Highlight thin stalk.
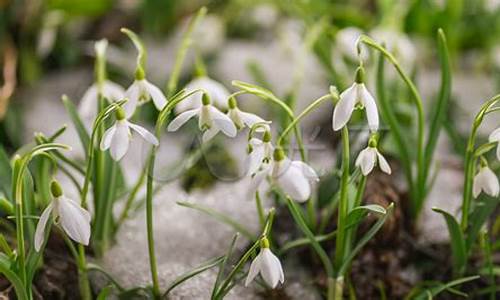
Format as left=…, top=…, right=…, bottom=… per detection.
left=334, top=127, right=350, bottom=270
left=145, top=152, right=160, bottom=298
left=344, top=176, right=367, bottom=255
left=100, top=159, right=118, bottom=252
left=255, top=191, right=265, bottom=228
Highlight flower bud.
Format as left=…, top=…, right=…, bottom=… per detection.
left=50, top=180, right=63, bottom=198
left=228, top=97, right=237, bottom=109
left=115, top=107, right=126, bottom=121
left=202, top=93, right=211, bottom=105
left=273, top=148, right=285, bottom=161
left=354, top=66, right=365, bottom=84
left=263, top=131, right=272, bottom=143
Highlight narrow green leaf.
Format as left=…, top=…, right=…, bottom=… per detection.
left=211, top=234, right=238, bottom=298
left=414, top=275, right=480, bottom=299
left=345, top=204, right=386, bottom=228
left=62, top=95, right=90, bottom=153
left=177, top=201, right=255, bottom=240
left=280, top=230, right=337, bottom=254
left=0, top=253, right=29, bottom=300
left=338, top=203, right=393, bottom=275
left=425, top=29, right=451, bottom=177
left=97, top=285, right=113, bottom=300
left=432, top=208, right=466, bottom=273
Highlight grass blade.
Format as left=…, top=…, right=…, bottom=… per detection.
left=432, top=208, right=466, bottom=274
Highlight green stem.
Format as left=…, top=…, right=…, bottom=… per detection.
left=255, top=192, right=265, bottom=229
left=77, top=245, right=92, bottom=300
left=334, top=127, right=350, bottom=271
left=344, top=176, right=367, bottom=255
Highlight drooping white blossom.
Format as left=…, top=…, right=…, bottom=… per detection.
left=175, top=76, right=230, bottom=113
left=488, top=127, right=500, bottom=161
left=248, top=149, right=318, bottom=202
left=355, top=146, right=391, bottom=176
left=122, top=79, right=167, bottom=118
left=35, top=181, right=91, bottom=251
left=332, top=68, right=379, bottom=131
left=101, top=108, right=159, bottom=161
left=167, top=94, right=237, bottom=143
left=227, top=97, right=270, bottom=131
left=472, top=166, right=499, bottom=198
left=79, top=80, right=125, bottom=119
left=246, top=133, right=274, bottom=176
left=245, top=239, right=284, bottom=288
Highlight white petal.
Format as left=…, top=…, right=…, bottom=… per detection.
left=291, top=161, right=319, bottom=181
left=102, top=80, right=125, bottom=101
left=57, top=197, right=91, bottom=246
left=482, top=167, right=500, bottom=197
left=34, top=204, right=53, bottom=252
left=260, top=249, right=282, bottom=288
left=274, top=160, right=311, bottom=202
left=497, top=144, right=500, bottom=161
left=247, top=167, right=269, bottom=200
left=247, top=146, right=265, bottom=176
left=355, top=148, right=376, bottom=176
left=332, top=84, right=357, bottom=131
left=202, top=127, right=220, bottom=143
left=360, top=85, right=379, bottom=131
left=472, top=173, right=482, bottom=198
left=376, top=151, right=392, bottom=174
left=245, top=252, right=262, bottom=287
left=123, top=82, right=140, bottom=118
left=209, top=106, right=237, bottom=137
left=110, top=121, right=130, bottom=161
left=78, top=84, right=98, bottom=119
left=239, top=111, right=269, bottom=130
left=489, top=127, right=500, bottom=142
left=127, top=122, right=159, bottom=146
left=167, top=109, right=199, bottom=132
left=100, top=124, right=116, bottom=151
left=143, top=80, right=167, bottom=111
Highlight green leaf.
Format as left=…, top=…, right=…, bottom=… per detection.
left=338, top=203, right=393, bottom=275
left=177, top=201, right=255, bottom=241
left=97, top=285, right=113, bottom=300
left=465, top=197, right=500, bottom=252
left=424, top=30, right=451, bottom=176
left=473, top=142, right=497, bottom=157
left=432, top=208, right=466, bottom=273
left=164, top=255, right=224, bottom=297
left=211, top=234, right=238, bottom=298
left=414, top=275, right=480, bottom=299
left=280, top=230, right=337, bottom=254
left=62, top=95, right=90, bottom=153
left=0, top=253, right=29, bottom=300
left=345, top=204, right=386, bottom=229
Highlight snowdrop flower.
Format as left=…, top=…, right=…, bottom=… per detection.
left=167, top=93, right=237, bottom=143
left=472, top=165, right=499, bottom=198
left=175, top=76, right=230, bottom=113
left=122, top=76, right=167, bottom=118
left=79, top=39, right=126, bottom=120
left=35, top=180, right=91, bottom=251
left=355, top=144, right=391, bottom=176
left=100, top=107, right=159, bottom=161
left=332, top=67, right=379, bottom=131
left=335, top=27, right=367, bottom=61
left=79, top=80, right=125, bottom=119
left=249, top=148, right=319, bottom=202
left=247, top=131, right=274, bottom=176
left=489, top=127, right=500, bottom=160
left=245, top=237, right=284, bottom=288
left=227, top=97, right=270, bottom=131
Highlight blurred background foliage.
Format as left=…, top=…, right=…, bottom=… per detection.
left=0, top=0, right=499, bottom=152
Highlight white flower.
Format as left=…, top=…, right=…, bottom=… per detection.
left=332, top=79, right=379, bottom=131
left=355, top=146, right=391, bottom=176
left=227, top=98, right=270, bottom=131
left=101, top=112, right=159, bottom=161
left=167, top=99, right=237, bottom=143
left=335, top=27, right=367, bottom=61
left=248, top=150, right=319, bottom=202
left=123, top=79, right=167, bottom=118
left=489, top=127, right=500, bottom=161
left=35, top=182, right=91, bottom=252
left=78, top=80, right=125, bottom=119
left=175, top=77, right=230, bottom=113
left=472, top=166, right=499, bottom=198
left=246, top=137, right=274, bottom=176
left=245, top=247, right=284, bottom=288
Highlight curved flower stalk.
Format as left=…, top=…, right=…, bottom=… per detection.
left=245, top=237, right=284, bottom=288
left=121, top=28, right=167, bottom=117
left=167, top=93, right=237, bottom=143
left=35, top=180, right=91, bottom=251
left=175, top=76, right=230, bottom=113
left=249, top=148, right=318, bottom=202
left=332, top=66, right=379, bottom=131
left=489, top=127, right=500, bottom=160
left=472, top=164, right=499, bottom=198
left=227, top=97, right=270, bottom=131
left=100, top=107, right=159, bottom=161
left=78, top=39, right=125, bottom=120
left=355, top=142, right=391, bottom=176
